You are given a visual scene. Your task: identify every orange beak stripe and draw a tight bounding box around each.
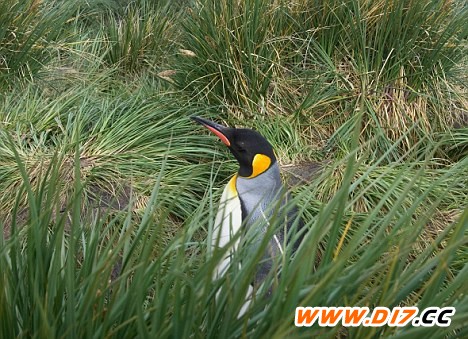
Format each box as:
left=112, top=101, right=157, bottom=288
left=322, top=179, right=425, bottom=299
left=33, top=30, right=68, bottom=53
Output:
left=205, top=125, right=231, bottom=146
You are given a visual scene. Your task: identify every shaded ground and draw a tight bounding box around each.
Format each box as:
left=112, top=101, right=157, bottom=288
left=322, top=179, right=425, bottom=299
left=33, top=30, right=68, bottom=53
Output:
left=2, top=184, right=132, bottom=239
left=282, top=161, right=323, bottom=187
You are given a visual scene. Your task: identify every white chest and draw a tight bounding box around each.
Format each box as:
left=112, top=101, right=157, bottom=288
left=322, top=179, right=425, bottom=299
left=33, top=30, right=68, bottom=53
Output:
left=212, top=175, right=242, bottom=276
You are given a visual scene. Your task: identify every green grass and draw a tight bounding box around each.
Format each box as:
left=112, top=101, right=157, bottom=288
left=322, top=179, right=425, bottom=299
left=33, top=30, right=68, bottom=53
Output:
left=176, top=0, right=467, bottom=160
left=0, top=0, right=72, bottom=88
left=1, top=141, right=467, bottom=337
left=1, top=0, right=467, bottom=337
left=0, top=81, right=225, bottom=241
left=95, top=0, right=178, bottom=73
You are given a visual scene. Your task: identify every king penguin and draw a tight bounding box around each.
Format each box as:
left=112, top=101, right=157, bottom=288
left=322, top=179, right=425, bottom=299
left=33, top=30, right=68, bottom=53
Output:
left=192, top=116, right=304, bottom=296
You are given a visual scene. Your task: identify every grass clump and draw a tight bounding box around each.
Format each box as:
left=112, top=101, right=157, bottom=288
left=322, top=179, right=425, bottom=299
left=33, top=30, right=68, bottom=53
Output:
left=0, top=0, right=467, bottom=337
left=176, top=0, right=467, bottom=160
left=0, top=0, right=72, bottom=88
left=97, top=0, right=179, bottom=74
left=0, top=82, right=223, bottom=240
left=1, top=142, right=467, bottom=337
left=175, top=0, right=282, bottom=111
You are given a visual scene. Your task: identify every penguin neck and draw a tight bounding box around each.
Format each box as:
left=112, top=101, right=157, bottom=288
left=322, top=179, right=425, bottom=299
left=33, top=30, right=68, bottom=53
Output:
left=235, top=162, right=283, bottom=221
left=236, top=162, right=281, bottom=190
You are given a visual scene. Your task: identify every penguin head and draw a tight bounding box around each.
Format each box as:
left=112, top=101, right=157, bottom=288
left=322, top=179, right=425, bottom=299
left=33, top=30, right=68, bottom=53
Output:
left=192, top=116, right=276, bottom=178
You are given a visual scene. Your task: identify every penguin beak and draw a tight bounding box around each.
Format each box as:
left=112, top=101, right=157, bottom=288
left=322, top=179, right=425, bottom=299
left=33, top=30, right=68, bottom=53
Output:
left=191, top=116, right=231, bottom=146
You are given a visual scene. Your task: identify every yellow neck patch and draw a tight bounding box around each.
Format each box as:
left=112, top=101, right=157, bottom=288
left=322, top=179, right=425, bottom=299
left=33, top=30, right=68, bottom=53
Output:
left=247, top=154, right=271, bottom=178
left=228, top=174, right=238, bottom=195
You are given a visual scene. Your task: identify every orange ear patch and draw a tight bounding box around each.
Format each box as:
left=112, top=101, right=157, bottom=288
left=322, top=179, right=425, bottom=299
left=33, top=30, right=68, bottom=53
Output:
left=248, top=154, right=271, bottom=178
left=205, top=125, right=231, bottom=146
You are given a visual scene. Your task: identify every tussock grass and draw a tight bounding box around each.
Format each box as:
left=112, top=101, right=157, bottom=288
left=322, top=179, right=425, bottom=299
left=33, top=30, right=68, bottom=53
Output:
left=177, top=0, right=467, bottom=160
left=0, top=0, right=72, bottom=88
left=97, top=0, right=179, bottom=73
left=1, top=142, right=467, bottom=337
left=0, top=82, right=224, bottom=235
left=0, top=0, right=467, bottom=337
left=175, top=0, right=281, bottom=110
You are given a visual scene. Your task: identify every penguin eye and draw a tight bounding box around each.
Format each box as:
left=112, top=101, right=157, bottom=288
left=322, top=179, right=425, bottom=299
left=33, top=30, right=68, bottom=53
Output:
left=236, top=141, right=246, bottom=151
